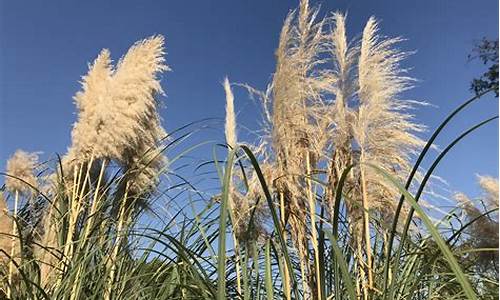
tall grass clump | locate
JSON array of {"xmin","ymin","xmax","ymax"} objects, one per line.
[
  {"xmin": 3, "ymin": 150, "xmax": 39, "ymax": 298},
  {"xmin": 236, "ymin": 1, "xmax": 431, "ymax": 298},
  {"xmin": 455, "ymin": 175, "xmax": 499, "ymax": 269},
  {"xmin": 0, "ymin": 0, "xmax": 498, "ymax": 299}
]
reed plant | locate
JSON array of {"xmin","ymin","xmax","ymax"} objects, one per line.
[{"xmin": 0, "ymin": 1, "xmax": 498, "ymax": 299}]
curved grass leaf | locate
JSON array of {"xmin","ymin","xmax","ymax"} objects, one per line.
[{"xmin": 369, "ymin": 163, "xmax": 478, "ymax": 300}]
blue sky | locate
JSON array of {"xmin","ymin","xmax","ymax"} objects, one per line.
[{"xmin": 0, "ymin": 0, "xmax": 498, "ymax": 202}]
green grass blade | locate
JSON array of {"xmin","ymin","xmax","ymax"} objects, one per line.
[
  {"xmin": 324, "ymin": 230, "xmax": 357, "ymax": 300},
  {"xmin": 369, "ymin": 163, "xmax": 478, "ymax": 300},
  {"xmin": 389, "ymin": 116, "xmax": 497, "ymax": 297},
  {"xmin": 240, "ymin": 145, "xmax": 300, "ymax": 299},
  {"xmin": 382, "ymin": 89, "xmax": 494, "ymax": 294},
  {"xmin": 216, "ymin": 150, "xmax": 235, "ymax": 300},
  {"xmin": 264, "ymin": 240, "xmax": 274, "ymax": 300}
]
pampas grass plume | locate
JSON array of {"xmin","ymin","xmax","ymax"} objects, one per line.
[
  {"xmin": 5, "ymin": 150, "xmax": 39, "ymax": 195},
  {"xmin": 477, "ymin": 175, "xmax": 499, "ymax": 209},
  {"xmin": 67, "ymin": 35, "xmax": 169, "ymax": 195},
  {"xmin": 224, "ymin": 77, "xmax": 237, "ymax": 149}
]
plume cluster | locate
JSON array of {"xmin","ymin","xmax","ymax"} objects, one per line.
[
  {"xmin": 259, "ymin": 2, "xmax": 424, "ymax": 238},
  {"xmin": 5, "ymin": 150, "xmax": 39, "ymax": 195},
  {"xmin": 224, "ymin": 77, "xmax": 271, "ymax": 245},
  {"xmin": 352, "ymin": 16, "xmax": 425, "ymax": 229},
  {"xmin": 66, "ymin": 35, "xmax": 169, "ymax": 195},
  {"xmin": 0, "ymin": 1, "xmax": 497, "ymax": 298},
  {"xmin": 264, "ymin": 0, "xmax": 330, "ymax": 281},
  {"xmin": 239, "ymin": 1, "xmax": 426, "ymax": 295},
  {"xmin": 34, "ymin": 36, "xmax": 170, "ymax": 287}
]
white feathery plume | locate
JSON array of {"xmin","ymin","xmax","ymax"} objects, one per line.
[
  {"xmin": 109, "ymin": 35, "xmax": 169, "ymax": 195},
  {"xmin": 270, "ymin": 0, "xmax": 327, "ymax": 211},
  {"xmin": 270, "ymin": 8, "xmax": 309, "ymax": 266},
  {"xmin": 37, "ymin": 37, "xmax": 170, "ymax": 286},
  {"xmin": 4, "ymin": 150, "xmax": 35, "ymax": 295},
  {"xmin": 224, "ymin": 77, "xmax": 237, "ymax": 149},
  {"xmin": 1, "ymin": 191, "xmax": 19, "ymax": 299},
  {"xmin": 5, "ymin": 150, "xmax": 39, "ymax": 195},
  {"xmin": 477, "ymin": 175, "xmax": 499, "ymax": 210},
  {"xmin": 355, "ymin": 16, "xmax": 425, "ymax": 216},
  {"xmin": 455, "ymin": 192, "xmax": 480, "ymax": 219},
  {"xmin": 346, "ymin": 16, "xmax": 426, "ymax": 289},
  {"xmin": 455, "ymin": 175, "xmax": 499, "ymax": 222},
  {"xmin": 66, "ymin": 35, "xmax": 169, "ymax": 195},
  {"xmin": 270, "ymin": 0, "xmax": 328, "ymax": 176},
  {"xmin": 267, "ymin": 1, "xmax": 331, "ymax": 297},
  {"xmin": 109, "ymin": 36, "xmax": 168, "ymax": 155},
  {"xmin": 68, "ymin": 49, "xmax": 113, "ymax": 164},
  {"xmin": 325, "ymin": 12, "xmax": 358, "ymax": 215},
  {"xmin": 222, "ymin": 75, "xmax": 244, "ymax": 294},
  {"xmin": 223, "ymin": 76, "xmax": 243, "ymax": 237}
]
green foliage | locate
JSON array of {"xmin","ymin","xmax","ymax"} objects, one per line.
[
  {"xmin": 1, "ymin": 90, "xmax": 498, "ymax": 299},
  {"xmin": 469, "ymin": 38, "xmax": 499, "ymax": 97}
]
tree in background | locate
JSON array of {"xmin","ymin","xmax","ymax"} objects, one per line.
[{"xmin": 469, "ymin": 38, "xmax": 499, "ymax": 97}]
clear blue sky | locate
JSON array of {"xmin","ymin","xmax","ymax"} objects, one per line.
[{"xmin": 0, "ymin": 0, "xmax": 498, "ymax": 201}]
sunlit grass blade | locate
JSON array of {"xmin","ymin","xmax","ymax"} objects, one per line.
[
  {"xmin": 264, "ymin": 240, "xmax": 274, "ymax": 300},
  {"xmin": 388, "ymin": 115, "xmax": 498, "ymax": 298},
  {"xmin": 239, "ymin": 145, "xmax": 300, "ymax": 299},
  {"xmin": 383, "ymin": 88, "xmax": 495, "ymax": 293},
  {"xmin": 216, "ymin": 150, "xmax": 235, "ymax": 300},
  {"xmin": 324, "ymin": 230, "xmax": 357, "ymax": 300},
  {"xmin": 369, "ymin": 163, "xmax": 479, "ymax": 300}
]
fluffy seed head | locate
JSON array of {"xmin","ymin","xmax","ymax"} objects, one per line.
[
  {"xmin": 5, "ymin": 150, "xmax": 39, "ymax": 195},
  {"xmin": 224, "ymin": 77, "xmax": 237, "ymax": 149},
  {"xmin": 355, "ymin": 17, "xmax": 424, "ymax": 215},
  {"xmin": 267, "ymin": 0, "xmax": 332, "ymax": 283},
  {"xmin": 477, "ymin": 175, "xmax": 499, "ymax": 209},
  {"xmin": 67, "ymin": 35, "xmax": 169, "ymax": 195},
  {"xmin": 70, "ymin": 49, "xmax": 113, "ymax": 162},
  {"xmin": 324, "ymin": 12, "xmax": 357, "ymax": 215},
  {"xmin": 269, "ymin": 0, "xmax": 329, "ymax": 196}
]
